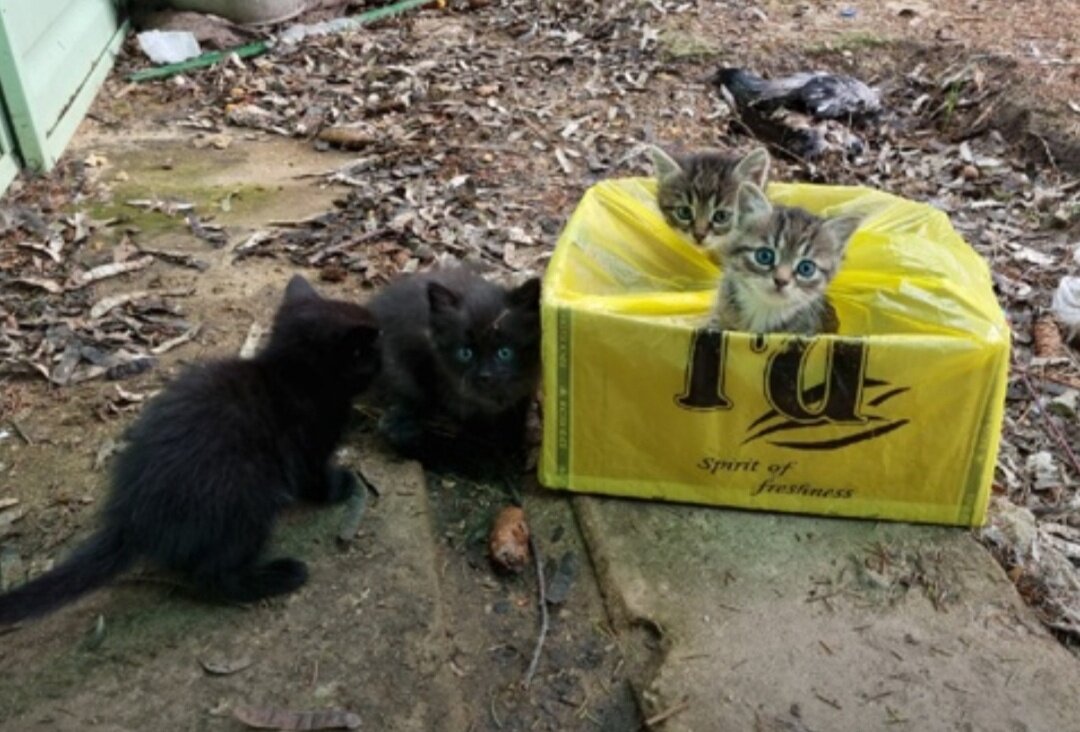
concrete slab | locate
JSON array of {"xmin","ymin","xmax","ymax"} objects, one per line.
[
  {"xmin": 0, "ymin": 445, "xmax": 466, "ymax": 732},
  {"xmin": 575, "ymin": 497, "xmax": 1080, "ymax": 731}
]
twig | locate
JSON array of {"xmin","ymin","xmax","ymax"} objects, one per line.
[
  {"xmin": 308, "ymin": 227, "xmax": 391, "ymax": 265},
  {"xmin": 813, "ymin": 690, "xmax": 843, "ymax": 710},
  {"xmin": 8, "ymin": 420, "xmax": 33, "ymax": 446},
  {"xmin": 1019, "ymin": 370, "xmax": 1080, "ymax": 477},
  {"xmin": 644, "ymin": 697, "xmax": 690, "ymax": 727},
  {"xmin": 521, "ymin": 534, "xmax": 548, "ymax": 689},
  {"xmin": 489, "ymin": 692, "xmax": 503, "ymax": 730}
]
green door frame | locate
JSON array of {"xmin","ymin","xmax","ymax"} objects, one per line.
[
  {"xmin": 0, "ymin": 0, "xmax": 127, "ymax": 175},
  {"xmin": 0, "ymin": 106, "xmax": 16, "ymax": 193}
]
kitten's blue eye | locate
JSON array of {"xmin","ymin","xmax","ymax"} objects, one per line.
[
  {"xmin": 795, "ymin": 260, "xmax": 818, "ymax": 278},
  {"xmin": 496, "ymin": 346, "xmax": 514, "ymax": 362},
  {"xmin": 455, "ymin": 346, "xmax": 474, "ymax": 363},
  {"xmin": 674, "ymin": 206, "xmax": 693, "ymax": 222},
  {"xmin": 753, "ymin": 248, "xmax": 776, "ymax": 267},
  {"xmin": 711, "ymin": 209, "xmax": 731, "ymax": 225}
]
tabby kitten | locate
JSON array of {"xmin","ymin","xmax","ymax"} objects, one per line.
[
  {"xmin": 367, "ymin": 266, "xmax": 541, "ymax": 466},
  {"xmin": 0, "ymin": 276, "xmax": 380, "ymax": 625},
  {"xmin": 713, "ymin": 182, "xmax": 860, "ymax": 335},
  {"xmin": 650, "ymin": 145, "xmax": 771, "ymax": 259}
]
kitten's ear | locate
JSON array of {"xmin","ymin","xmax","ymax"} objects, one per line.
[
  {"xmin": 284, "ymin": 275, "xmax": 320, "ymax": 303},
  {"xmin": 427, "ymin": 281, "xmax": 462, "ymax": 315},
  {"xmin": 819, "ymin": 215, "xmax": 862, "ymax": 253},
  {"xmin": 733, "ymin": 147, "xmax": 771, "ymax": 189},
  {"xmin": 507, "ymin": 278, "xmax": 541, "ymax": 312},
  {"xmin": 734, "ymin": 182, "xmax": 772, "ymax": 225},
  {"xmin": 649, "ymin": 145, "xmax": 683, "ymax": 180}
]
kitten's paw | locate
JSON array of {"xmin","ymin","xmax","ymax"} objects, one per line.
[
  {"xmin": 378, "ymin": 407, "xmax": 423, "ymax": 452},
  {"xmin": 326, "ymin": 467, "xmax": 359, "ymax": 503},
  {"xmin": 256, "ymin": 558, "xmax": 309, "ymax": 596},
  {"xmin": 212, "ymin": 558, "xmax": 309, "ymax": 602}
]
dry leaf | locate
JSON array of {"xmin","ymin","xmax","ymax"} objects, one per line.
[
  {"xmin": 1032, "ymin": 316, "xmax": 1065, "ymax": 358},
  {"xmin": 489, "ymin": 506, "xmax": 530, "ymax": 573},
  {"xmin": 317, "ymin": 126, "xmax": 376, "ymax": 150},
  {"xmin": 232, "ymin": 705, "xmax": 362, "ymax": 731},
  {"xmin": 200, "ymin": 656, "xmax": 254, "ymax": 676},
  {"xmin": 70, "ymin": 256, "xmax": 156, "ymax": 289}
]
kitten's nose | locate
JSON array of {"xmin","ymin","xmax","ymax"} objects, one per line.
[
  {"xmin": 773, "ymin": 265, "xmax": 793, "ymax": 290},
  {"xmin": 476, "ymin": 369, "xmax": 495, "ymax": 387}
]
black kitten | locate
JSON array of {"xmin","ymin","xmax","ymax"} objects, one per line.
[
  {"xmin": 367, "ymin": 267, "xmax": 541, "ymax": 466},
  {"xmin": 0, "ymin": 276, "xmax": 379, "ymax": 626}
]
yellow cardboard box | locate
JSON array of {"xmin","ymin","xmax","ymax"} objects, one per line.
[{"xmin": 540, "ymin": 179, "xmax": 1009, "ymax": 526}]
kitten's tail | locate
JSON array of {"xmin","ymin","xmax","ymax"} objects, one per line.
[{"xmin": 0, "ymin": 528, "xmax": 135, "ymax": 626}]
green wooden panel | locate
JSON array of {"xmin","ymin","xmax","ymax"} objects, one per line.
[
  {"xmin": 1, "ymin": 0, "xmax": 79, "ymax": 63},
  {"xmin": 0, "ymin": 0, "xmax": 125, "ymax": 173},
  {"xmin": 0, "ymin": 112, "xmax": 17, "ymax": 195}
]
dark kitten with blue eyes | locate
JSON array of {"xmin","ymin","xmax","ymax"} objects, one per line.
[
  {"xmin": 367, "ymin": 267, "xmax": 541, "ymax": 468},
  {"xmin": 714, "ymin": 182, "xmax": 860, "ymax": 334},
  {"xmin": 0, "ymin": 276, "xmax": 380, "ymax": 626}
]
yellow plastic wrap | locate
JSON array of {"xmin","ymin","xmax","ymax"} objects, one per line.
[{"xmin": 540, "ymin": 179, "xmax": 1010, "ymax": 526}]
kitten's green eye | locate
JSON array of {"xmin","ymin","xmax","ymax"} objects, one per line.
[
  {"xmin": 456, "ymin": 346, "xmax": 474, "ymax": 363},
  {"xmin": 711, "ymin": 209, "xmax": 731, "ymax": 225},
  {"xmin": 674, "ymin": 206, "xmax": 693, "ymax": 222},
  {"xmin": 753, "ymin": 248, "xmax": 776, "ymax": 267},
  {"xmin": 496, "ymin": 346, "xmax": 514, "ymax": 362},
  {"xmin": 795, "ymin": 260, "xmax": 818, "ymax": 278}
]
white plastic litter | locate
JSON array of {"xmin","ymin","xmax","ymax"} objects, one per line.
[
  {"xmin": 1052, "ymin": 276, "xmax": 1080, "ymax": 341},
  {"xmin": 136, "ymin": 31, "xmax": 202, "ymax": 65}
]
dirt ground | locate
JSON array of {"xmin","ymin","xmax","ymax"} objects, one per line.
[{"xmin": 1, "ymin": 0, "xmax": 1078, "ymax": 730}]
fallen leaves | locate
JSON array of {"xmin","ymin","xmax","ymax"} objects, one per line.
[
  {"xmin": 1032, "ymin": 316, "xmax": 1066, "ymax": 358},
  {"xmin": 200, "ymin": 655, "xmax": 254, "ymax": 676},
  {"xmin": 232, "ymin": 705, "xmax": 362, "ymax": 731},
  {"xmin": 0, "ymin": 159, "xmax": 204, "ymax": 386},
  {"xmin": 489, "ymin": 506, "xmax": 530, "ymax": 573},
  {"xmin": 89, "ymin": 287, "xmax": 193, "ymax": 319}
]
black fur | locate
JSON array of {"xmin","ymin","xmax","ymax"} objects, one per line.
[
  {"xmin": 0, "ymin": 276, "xmax": 379, "ymax": 626},
  {"xmin": 367, "ymin": 267, "xmax": 541, "ymax": 470}
]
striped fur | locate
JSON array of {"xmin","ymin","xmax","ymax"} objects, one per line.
[
  {"xmin": 651, "ymin": 146, "xmax": 770, "ymax": 259},
  {"xmin": 713, "ymin": 183, "xmax": 860, "ymax": 335}
]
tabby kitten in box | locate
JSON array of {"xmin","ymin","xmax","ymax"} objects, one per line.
[
  {"xmin": 650, "ymin": 145, "xmax": 771, "ymax": 260},
  {"xmin": 713, "ymin": 182, "xmax": 860, "ymax": 335}
]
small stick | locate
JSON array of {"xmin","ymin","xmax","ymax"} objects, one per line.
[
  {"xmin": 521, "ymin": 535, "xmax": 548, "ymax": 689},
  {"xmin": 1019, "ymin": 370, "xmax": 1080, "ymax": 478},
  {"xmin": 8, "ymin": 420, "xmax": 33, "ymax": 446},
  {"xmin": 644, "ymin": 697, "xmax": 690, "ymax": 727},
  {"xmin": 813, "ymin": 690, "xmax": 843, "ymax": 710}
]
